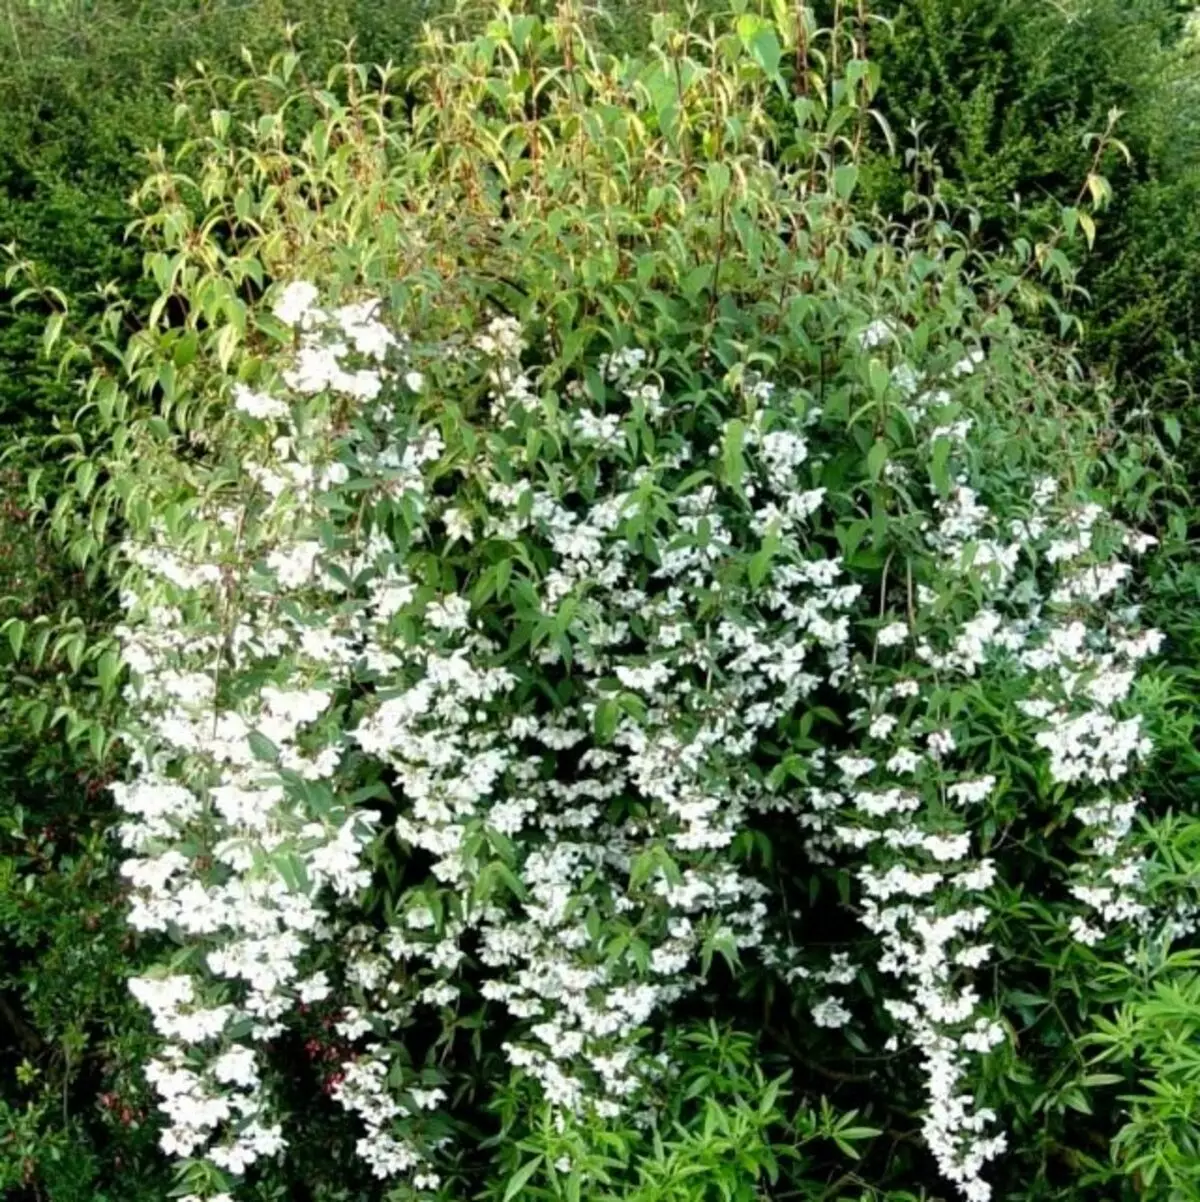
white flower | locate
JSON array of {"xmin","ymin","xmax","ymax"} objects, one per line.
[
  {"xmin": 335, "ymin": 300, "xmax": 396, "ymax": 359},
  {"xmin": 951, "ymin": 348, "xmax": 985, "ymax": 377},
  {"xmin": 811, "ymin": 996, "xmax": 852, "ymax": 1028},
  {"xmin": 266, "ymin": 541, "xmax": 322, "ymax": 589},
  {"xmin": 858, "ymin": 318, "xmax": 894, "ymax": 349},
  {"xmin": 233, "ymin": 385, "xmax": 290, "ymax": 421},
  {"xmin": 926, "ymin": 729, "xmax": 956, "ymax": 759},
  {"xmin": 947, "ymin": 776, "xmax": 996, "ymax": 806},
  {"xmin": 213, "ymin": 1045, "xmax": 259, "ymax": 1088},
  {"xmin": 273, "ymin": 280, "xmax": 319, "ymax": 327},
  {"xmin": 869, "ymin": 713, "xmax": 899, "ymax": 740},
  {"xmin": 886, "ymin": 748, "xmax": 922, "ymax": 774},
  {"xmin": 836, "ymin": 755, "xmax": 876, "ymax": 782},
  {"xmin": 426, "ymin": 594, "xmax": 471, "ymax": 632}
]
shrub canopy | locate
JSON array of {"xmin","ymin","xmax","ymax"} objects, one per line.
[
  {"xmin": 3, "ymin": 3, "xmax": 1198, "ymax": 1202},
  {"xmin": 14, "ymin": 6, "xmax": 1172, "ymax": 1202}
]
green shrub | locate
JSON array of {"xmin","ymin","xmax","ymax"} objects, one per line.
[
  {"xmin": 0, "ymin": 6, "xmax": 442, "ymax": 1198},
  {"xmin": 11, "ymin": 4, "xmax": 1183, "ymax": 1202},
  {"xmin": 6, "ymin": 2, "xmax": 1200, "ymax": 1200}
]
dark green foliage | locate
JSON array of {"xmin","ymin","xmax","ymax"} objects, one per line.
[
  {"xmin": 866, "ymin": 0, "xmax": 1200, "ymax": 396},
  {"xmin": 0, "ymin": 803, "xmax": 165, "ymax": 1201}
]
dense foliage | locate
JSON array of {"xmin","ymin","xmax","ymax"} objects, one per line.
[
  {"xmin": 2, "ymin": 3, "xmax": 1200, "ymax": 1202},
  {"xmin": 864, "ymin": 0, "xmax": 1200, "ymax": 446}
]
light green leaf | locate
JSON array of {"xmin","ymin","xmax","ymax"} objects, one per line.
[
  {"xmin": 97, "ymin": 649, "xmax": 121, "ymax": 696},
  {"xmin": 593, "ymin": 696, "xmax": 621, "ymax": 744},
  {"xmin": 722, "ymin": 418, "xmax": 746, "ymax": 494},
  {"xmin": 5, "ymin": 619, "xmax": 25, "ymax": 660},
  {"xmin": 930, "ymin": 435, "xmax": 952, "ymax": 495},
  {"xmin": 503, "ymin": 1157, "xmax": 543, "ymax": 1202},
  {"xmin": 749, "ymin": 26, "xmax": 781, "ymax": 75},
  {"xmin": 866, "ymin": 439, "xmax": 889, "ymax": 481}
]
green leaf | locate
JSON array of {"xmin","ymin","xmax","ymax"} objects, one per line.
[
  {"xmin": 1082, "ymin": 1073, "xmax": 1124, "ymax": 1087},
  {"xmin": 749, "ymin": 531, "xmax": 781, "ymax": 588},
  {"xmin": 682, "ymin": 263, "xmax": 712, "ymax": 300},
  {"xmin": 866, "ymin": 439, "xmax": 890, "ymax": 481},
  {"xmin": 511, "ymin": 14, "xmax": 538, "ymax": 53},
  {"xmin": 42, "ymin": 312, "xmax": 65, "ymax": 356},
  {"xmin": 748, "ymin": 26, "xmax": 781, "ymax": 76},
  {"xmin": 75, "ymin": 460, "xmax": 97, "ymax": 502},
  {"xmin": 748, "ymin": 545, "xmax": 774, "ymax": 588},
  {"xmin": 215, "ymin": 323, "xmax": 239, "ymax": 371},
  {"xmin": 247, "ymin": 731, "xmax": 279, "ymax": 763},
  {"xmin": 96, "ymin": 649, "xmax": 120, "ymax": 696},
  {"xmin": 5, "ymin": 618, "xmax": 25, "ymax": 660},
  {"xmin": 503, "ymin": 1156, "xmax": 543, "ymax": 1202},
  {"xmin": 706, "ymin": 161, "xmax": 731, "ymax": 198},
  {"xmin": 593, "ymin": 696, "xmax": 621, "ymax": 744},
  {"xmin": 494, "ymin": 861, "xmax": 528, "ymax": 902},
  {"xmin": 930, "ymin": 435, "xmax": 952, "ymax": 495},
  {"xmin": 868, "ymin": 357, "xmax": 891, "ymax": 402},
  {"xmin": 65, "ymin": 634, "xmax": 85, "ymax": 672},
  {"xmin": 722, "ymin": 419, "xmax": 746, "ymax": 494},
  {"xmin": 274, "ymin": 852, "xmax": 311, "ymax": 893},
  {"xmin": 833, "ymin": 163, "xmax": 858, "ymax": 201},
  {"xmin": 495, "ymin": 556, "xmax": 513, "ymax": 597}
]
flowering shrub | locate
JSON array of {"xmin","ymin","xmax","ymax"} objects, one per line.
[{"xmin": 21, "ymin": 3, "xmax": 1191, "ymax": 1201}]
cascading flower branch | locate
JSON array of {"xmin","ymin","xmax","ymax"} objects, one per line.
[
  {"xmin": 111, "ymin": 282, "xmax": 1159, "ymax": 1202},
  {"xmin": 793, "ymin": 338, "xmax": 1161, "ymax": 1200}
]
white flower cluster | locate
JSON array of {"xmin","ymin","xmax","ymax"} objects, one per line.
[
  {"xmin": 114, "ymin": 287, "xmax": 434, "ymax": 1191},
  {"xmin": 113, "ymin": 291, "xmax": 1159, "ymax": 1202},
  {"xmin": 335, "ymin": 317, "xmax": 868, "ymax": 1124},
  {"xmin": 115, "ymin": 286, "xmax": 867, "ymax": 1194},
  {"xmin": 793, "ymin": 348, "xmax": 1159, "ymax": 1200}
]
